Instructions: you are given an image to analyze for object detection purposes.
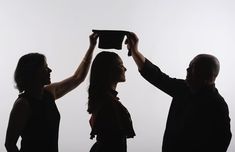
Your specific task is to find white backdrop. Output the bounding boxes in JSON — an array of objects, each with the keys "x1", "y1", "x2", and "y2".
[{"x1": 0, "y1": 0, "x2": 234, "y2": 151}]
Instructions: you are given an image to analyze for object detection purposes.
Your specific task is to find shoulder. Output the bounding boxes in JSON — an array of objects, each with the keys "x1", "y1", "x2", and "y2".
[
  {"x1": 211, "y1": 89, "x2": 227, "y2": 106},
  {"x1": 13, "y1": 97, "x2": 30, "y2": 110},
  {"x1": 10, "y1": 96, "x2": 31, "y2": 117},
  {"x1": 209, "y1": 90, "x2": 229, "y2": 114}
]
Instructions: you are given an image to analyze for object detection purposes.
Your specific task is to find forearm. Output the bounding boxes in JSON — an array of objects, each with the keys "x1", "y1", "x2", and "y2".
[
  {"x1": 126, "y1": 32, "x2": 145, "y2": 70},
  {"x1": 72, "y1": 32, "x2": 97, "y2": 84},
  {"x1": 48, "y1": 45, "x2": 95, "y2": 99},
  {"x1": 5, "y1": 135, "x2": 20, "y2": 152},
  {"x1": 131, "y1": 48, "x2": 146, "y2": 71},
  {"x1": 73, "y1": 45, "x2": 95, "y2": 82},
  {"x1": 45, "y1": 33, "x2": 98, "y2": 99},
  {"x1": 5, "y1": 144, "x2": 19, "y2": 152}
]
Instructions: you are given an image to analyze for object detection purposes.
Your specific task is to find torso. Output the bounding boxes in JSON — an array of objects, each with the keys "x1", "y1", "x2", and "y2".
[
  {"x1": 19, "y1": 90, "x2": 60, "y2": 152},
  {"x1": 89, "y1": 90, "x2": 135, "y2": 152}
]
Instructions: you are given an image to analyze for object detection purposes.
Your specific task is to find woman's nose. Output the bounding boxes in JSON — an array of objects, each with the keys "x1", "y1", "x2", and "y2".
[
  {"x1": 123, "y1": 66, "x2": 127, "y2": 71},
  {"x1": 48, "y1": 67, "x2": 52, "y2": 73}
]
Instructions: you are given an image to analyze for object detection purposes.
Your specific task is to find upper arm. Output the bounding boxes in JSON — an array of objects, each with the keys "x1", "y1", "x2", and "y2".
[
  {"x1": 214, "y1": 100, "x2": 232, "y2": 137},
  {"x1": 140, "y1": 59, "x2": 186, "y2": 97},
  {"x1": 45, "y1": 75, "x2": 81, "y2": 100},
  {"x1": 202, "y1": 99, "x2": 232, "y2": 151},
  {"x1": 5, "y1": 98, "x2": 30, "y2": 148}
]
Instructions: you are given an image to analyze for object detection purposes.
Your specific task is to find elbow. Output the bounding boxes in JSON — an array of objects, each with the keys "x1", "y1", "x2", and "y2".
[
  {"x1": 5, "y1": 141, "x2": 12, "y2": 151},
  {"x1": 78, "y1": 75, "x2": 86, "y2": 83},
  {"x1": 5, "y1": 139, "x2": 17, "y2": 152},
  {"x1": 73, "y1": 74, "x2": 86, "y2": 86}
]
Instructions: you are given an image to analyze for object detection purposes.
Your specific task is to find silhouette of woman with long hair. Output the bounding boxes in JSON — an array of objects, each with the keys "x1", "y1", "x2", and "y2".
[
  {"x1": 5, "y1": 33, "x2": 98, "y2": 152},
  {"x1": 88, "y1": 51, "x2": 135, "y2": 152}
]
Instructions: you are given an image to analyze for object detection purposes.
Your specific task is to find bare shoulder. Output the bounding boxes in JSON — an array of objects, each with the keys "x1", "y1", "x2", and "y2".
[
  {"x1": 7, "y1": 96, "x2": 31, "y2": 132},
  {"x1": 11, "y1": 97, "x2": 31, "y2": 115}
]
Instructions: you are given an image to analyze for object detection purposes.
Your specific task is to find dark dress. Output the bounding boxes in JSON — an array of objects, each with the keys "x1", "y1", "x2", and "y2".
[
  {"x1": 140, "y1": 59, "x2": 232, "y2": 152},
  {"x1": 19, "y1": 90, "x2": 60, "y2": 152},
  {"x1": 89, "y1": 90, "x2": 135, "y2": 152}
]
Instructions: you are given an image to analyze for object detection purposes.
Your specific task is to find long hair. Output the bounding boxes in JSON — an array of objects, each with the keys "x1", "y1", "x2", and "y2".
[
  {"x1": 14, "y1": 53, "x2": 46, "y2": 93},
  {"x1": 87, "y1": 51, "x2": 120, "y2": 113}
]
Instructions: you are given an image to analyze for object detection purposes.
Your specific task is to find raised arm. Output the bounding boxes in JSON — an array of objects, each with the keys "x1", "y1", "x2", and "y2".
[
  {"x1": 126, "y1": 32, "x2": 186, "y2": 97},
  {"x1": 126, "y1": 32, "x2": 145, "y2": 71},
  {"x1": 45, "y1": 33, "x2": 98, "y2": 100}
]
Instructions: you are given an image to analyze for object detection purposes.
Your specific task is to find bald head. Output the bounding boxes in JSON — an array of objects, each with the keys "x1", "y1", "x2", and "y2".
[{"x1": 186, "y1": 54, "x2": 220, "y2": 88}]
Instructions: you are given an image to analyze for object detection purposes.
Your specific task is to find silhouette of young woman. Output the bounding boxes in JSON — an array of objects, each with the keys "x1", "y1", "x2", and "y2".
[{"x1": 87, "y1": 51, "x2": 135, "y2": 152}]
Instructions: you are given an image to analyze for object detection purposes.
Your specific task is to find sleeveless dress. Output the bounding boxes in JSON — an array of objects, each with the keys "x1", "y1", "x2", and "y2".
[
  {"x1": 89, "y1": 90, "x2": 135, "y2": 152},
  {"x1": 19, "y1": 90, "x2": 60, "y2": 152}
]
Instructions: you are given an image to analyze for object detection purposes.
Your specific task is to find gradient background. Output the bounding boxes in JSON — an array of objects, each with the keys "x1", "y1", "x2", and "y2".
[{"x1": 0, "y1": 0, "x2": 234, "y2": 151}]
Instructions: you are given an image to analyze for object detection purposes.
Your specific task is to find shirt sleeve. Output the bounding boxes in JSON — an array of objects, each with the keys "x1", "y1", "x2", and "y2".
[
  {"x1": 139, "y1": 58, "x2": 187, "y2": 97},
  {"x1": 212, "y1": 98, "x2": 232, "y2": 151}
]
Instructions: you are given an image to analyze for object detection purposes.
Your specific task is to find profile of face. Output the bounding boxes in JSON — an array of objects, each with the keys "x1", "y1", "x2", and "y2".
[
  {"x1": 113, "y1": 56, "x2": 127, "y2": 83},
  {"x1": 15, "y1": 53, "x2": 52, "y2": 92},
  {"x1": 186, "y1": 54, "x2": 220, "y2": 89},
  {"x1": 37, "y1": 60, "x2": 52, "y2": 86},
  {"x1": 89, "y1": 51, "x2": 127, "y2": 89}
]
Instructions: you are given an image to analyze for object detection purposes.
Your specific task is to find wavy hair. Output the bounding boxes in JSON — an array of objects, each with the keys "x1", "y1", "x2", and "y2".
[
  {"x1": 87, "y1": 51, "x2": 120, "y2": 113},
  {"x1": 14, "y1": 53, "x2": 46, "y2": 93}
]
